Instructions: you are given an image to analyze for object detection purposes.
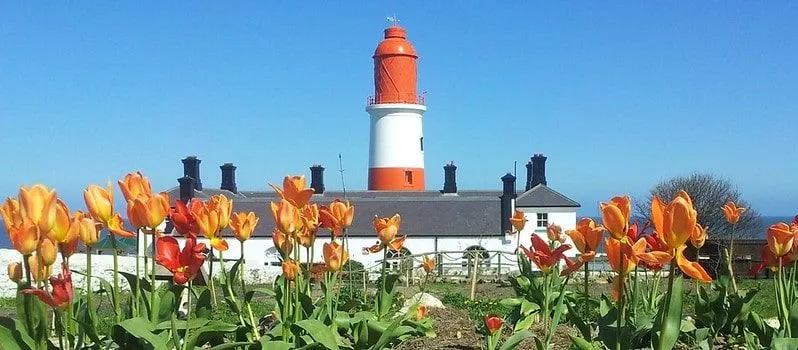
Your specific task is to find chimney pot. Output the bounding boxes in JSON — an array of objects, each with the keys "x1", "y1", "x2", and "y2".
[
  {"x1": 310, "y1": 165, "x2": 325, "y2": 194},
  {"x1": 181, "y1": 156, "x2": 203, "y2": 190},
  {"x1": 531, "y1": 154, "x2": 547, "y2": 187},
  {"x1": 220, "y1": 163, "x2": 237, "y2": 193},
  {"x1": 442, "y1": 162, "x2": 457, "y2": 193},
  {"x1": 500, "y1": 173, "x2": 517, "y2": 235},
  {"x1": 177, "y1": 176, "x2": 195, "y2": 203}
]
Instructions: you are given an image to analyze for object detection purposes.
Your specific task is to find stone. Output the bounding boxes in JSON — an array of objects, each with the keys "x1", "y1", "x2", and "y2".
[{"x1": 397, "y1": 292, "x2": 445, "y2": 315}]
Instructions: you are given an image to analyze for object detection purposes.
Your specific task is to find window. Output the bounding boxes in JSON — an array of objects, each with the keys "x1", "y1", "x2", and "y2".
[
  {"x1": 405, "y1": 171, "x2": 413, "y2": 184},
  {"x1": 536, "y1": 213, "x2": 548, "y2": 227},
  {"x1": 420, "y1": 137, "x2": 424, "y2": 151},
  {"x1": 386, "y1": 248, "x2": 412, "y2": 271}
]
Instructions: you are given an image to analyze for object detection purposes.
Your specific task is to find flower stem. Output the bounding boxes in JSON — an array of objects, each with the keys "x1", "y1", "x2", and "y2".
[
  {"x1": 728, "y1": 224, "x2": 738, "y2": 292},
  {"x1": 87, "y1": 248, "x2": 96, "y2": 324},
  {"x1": 657, "y1": 259, "x2": 677, "y2": 350},
  {"x1": 183, "y1": 281, "x2": 192, "y2": 350},
  {"x1": 135, "y1": 240, "x2": 141, "y2": 317},
  {"x1": 110, "y1": 232, "x2": 121, "y2": 322},
  {"x1": 282, "y1": 277, "x2": 290, "y2": 342},
  {"x1": 616, "y1": 251, "x2": 625, "y2": 350},
  {"x1": 22, "y1": 255, "x2": 35, "y2": 337},
  {"x1": 55, "y1": 309, "x2": 65, "y2": 350},
  {"x1": 150, "y1": 229, "x2": 157, "y2": 323},
  {"x1": 583, "y1": 261, "x2": 590, "y2": 317},
  {"x1": 208, "y1": 249, "x2": 218, "y2": 307},
  {"x1": 380, "y1": 248, "x2": 388, "y2": 319},
  {"x1": 240, "y1": 242, "x2": 260, "y2": 340}
]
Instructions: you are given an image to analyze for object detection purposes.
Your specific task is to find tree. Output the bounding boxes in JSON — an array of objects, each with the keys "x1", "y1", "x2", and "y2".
[{"x1": 633, "y1": 173, "x2": 762, "y2": 276}]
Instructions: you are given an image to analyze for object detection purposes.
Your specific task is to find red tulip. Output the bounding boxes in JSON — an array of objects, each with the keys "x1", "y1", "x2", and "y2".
[
  {"x1": 155, "y1": 235, "x2": 207, "y2": 285},
  {"x1": 170, "y1": 199, "x2": 199, "y2": 237},
  {"x1": 521, "y1": 235, "x2": 570, "y2": 275},
  {"x1": 484, "y1": 314, "x2": 503, "y2": 335},
  {"x1": 22, "y1": 262, "x2": 73, "y2": 309}
]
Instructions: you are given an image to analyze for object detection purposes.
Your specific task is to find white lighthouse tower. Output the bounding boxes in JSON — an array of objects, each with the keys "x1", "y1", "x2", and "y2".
[{"x1": 367, "y1": 24, "x2": 427, "y2": 191}]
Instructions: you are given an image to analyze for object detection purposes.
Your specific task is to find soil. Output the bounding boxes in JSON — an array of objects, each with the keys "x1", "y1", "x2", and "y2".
[{"x1": 394, "y1": 307, "x2": 575, "y2": 350}]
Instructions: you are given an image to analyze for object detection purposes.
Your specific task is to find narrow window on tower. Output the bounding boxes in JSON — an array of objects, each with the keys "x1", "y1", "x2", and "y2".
[
  {"x1": 405, "y1": 171, "x2": 413, "y2": 184},
  {"x1": 420, "y1": 137, "x2": 424, "y2": 151}
]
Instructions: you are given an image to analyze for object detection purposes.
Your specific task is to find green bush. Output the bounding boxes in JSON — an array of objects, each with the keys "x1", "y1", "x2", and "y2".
[{"x1": 440, "y1": 292, "x2": 508, "y2": 321}]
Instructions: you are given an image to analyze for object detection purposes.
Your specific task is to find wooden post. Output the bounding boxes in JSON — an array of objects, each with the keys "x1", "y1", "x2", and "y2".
[{"x1": 469, "y1": 252, "x2": 479, "y2": 300}]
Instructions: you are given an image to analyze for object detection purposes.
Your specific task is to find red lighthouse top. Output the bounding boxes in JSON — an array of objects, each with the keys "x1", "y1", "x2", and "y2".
[{"x1": 369, "y1": 25, "x2": 423, "y2": 105}]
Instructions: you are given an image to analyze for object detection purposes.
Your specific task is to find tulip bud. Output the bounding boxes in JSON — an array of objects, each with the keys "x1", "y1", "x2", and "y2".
[
  {"x1": 18, "y1": 184, "x2": 58, "y2": 235},
  {"x1": 38, "y1": 236, "x2": 58, "y2": 267},
  {"x1": 282, "y1": 259, "x2": 299, "y2": 281},
  {"x1": 7, "y1": 262, "x2": 22, "y2": 283},
  {"x1": 78, "y1": 216, "x2": 100, "y2": 247}
]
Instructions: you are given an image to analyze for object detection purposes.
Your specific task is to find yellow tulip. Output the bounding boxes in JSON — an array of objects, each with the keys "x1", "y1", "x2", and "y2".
[
  {"x1": 83, "y1": 182, "x2": 114, "y2": 225},
  {"x1": 19, "y1": 184, "x2": 58, "y2": 235},
  {"x1": 118, "y1": 171, "x2": 152, "y2": 201},
  {"x1": 600, "y1": 196, "x2": 631, "y2": 240},
  {"x1": 323, "y1": 241, "x2": 349, "y2": 272},
  {"x1": 7, "y1": 262, "x2": 22, "y2": 283},
  {"x1": 373, "y1": 214, "x2": 401, "y2": 246},
  {"x1": 231, "y1": 212, "x2": 259, "y2": 242},
  {"x1": 209, "y1": 194, "x2": 233, "y2": 229},
  {"x1": 51, "y1": 199, "x2": 71, "y2": 242}
]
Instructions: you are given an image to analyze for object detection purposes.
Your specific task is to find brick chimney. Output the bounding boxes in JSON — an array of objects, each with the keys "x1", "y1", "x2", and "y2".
[
  {"x1": 181, "y1": 156, "x2": 202, "y2": 190},
  {"x1": 530, "y1": 154, "x2": 547, "y2": 187},
  {"x1": 220, "y1": 163, "x2": 237, "y2": 193},
  {"x1": 442, "y1": 162, "x2": 457, "y2": 194},
  {"x1": 500, "y1": 173, "x2": 517, "y2": 234},
  {"x1": 310, "y1": 165, "x2": 325, "y2": 194}
]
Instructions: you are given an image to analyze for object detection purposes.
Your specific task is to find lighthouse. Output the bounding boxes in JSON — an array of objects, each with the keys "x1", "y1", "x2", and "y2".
[{"x1": 366, "y1": 24, "x2": 427, "y2": 191}]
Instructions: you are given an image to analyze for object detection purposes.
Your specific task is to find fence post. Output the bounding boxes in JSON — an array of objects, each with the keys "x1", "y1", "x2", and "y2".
[{"x1": 496, "y1": 253, "x2": 502, "y2": 281}]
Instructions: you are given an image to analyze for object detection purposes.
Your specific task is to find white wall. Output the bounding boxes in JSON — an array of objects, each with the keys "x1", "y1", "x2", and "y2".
[{"x1": 514, "y1": 207, "x2": 579, "y2": 257}]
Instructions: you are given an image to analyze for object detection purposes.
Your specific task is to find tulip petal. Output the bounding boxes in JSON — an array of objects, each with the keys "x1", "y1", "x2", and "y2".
[
  {"x1": 155, "y1": 236, "x2": 181, "y2": 271},
  {"x1": 676, "y1": 247, "x2": 711, "y2": 283}
]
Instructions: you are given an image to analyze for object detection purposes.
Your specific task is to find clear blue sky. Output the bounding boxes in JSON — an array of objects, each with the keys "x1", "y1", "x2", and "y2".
[{"x1": 1, "y1": 2, "x2": 796, "y2": 217}]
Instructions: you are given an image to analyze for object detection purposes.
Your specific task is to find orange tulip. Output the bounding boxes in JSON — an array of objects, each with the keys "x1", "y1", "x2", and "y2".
[
  {"x1": 9, "y1": 220, "x2": 40, "y2": 255},
  {"x1": 414, "y1": 305, "x2": 429, "y2": 320},
  {"x1": 606, "y1": 237, "x2": 670, "y2": 275},
  {"x1": 191, "y1": 200, "x2": 228, "y2": 251},
  {"x1": 388, "y1": 235, "x2": 407, "y2": 252},
  {"x1": 767, "y1": 222, "x2": 795, "y2": 257},
  {"x1": 8, "y1": 262, "x2": 22, "y2": 283},
  {"x1": 271, "y1": 200, "x2": 299, "y2": 234},
  {"x1": 231, "y1": 212, "x2": 259, "y2": 242},
  {"x1": 118, "y1": 171, "x2": 152, "y2": 201},
  {"x1": 566, "y1": 218, "x2": 605, "y2": 263},
  {"x1": 319, "y1": 200, "x2": 355, "y2": 236},
  {"x1": 422, "y1": 255, "x2": 436, "y2": 274},
  {"x1": 127, "y1": 193, "x2": 170, "y2": 229},
  {"x1": 509, "y1": 209, "x2": 527, "y2": 233},
  {"x1": 208, "y1": 194, "x2": 233, "y2": 229},
  {"x1": 29, "y1": 254, "x2": 51, "y2": 282},
  {"x1": 373, "y1": 214, "x2": 401, "y2": 246},
  {"x1": 77, "y1": 214, "x2": 100, "y2": 247},
  {"x1": 691, "y1": 224, "x2": 707, "y2": 249},
  {"x1": 651, "y1": 191, "x2": 697, "y2": 250},
  {"x1": 721, "y1": 201, "x2": 745, "y2": 225},
  {"x1": 38, "y1": 236, "x2": 58, "y2": 267},
  {"x1": 270, "y1": 175, "x2": 315, "y2": 208},
  {"x1": 323, "y1": 241, "x2": 349, "y2": 272},
  {"x1": 19, "y1": 184, "x2": 58, "y2": 234},
  {"x1": 60, "y1": 220, "x2": 80, "y2": 258},
  {"x1": 600, "y1": 196, "x2": 631, "y2": 240},
  {"x1": 282, "y1": 259, "x2": 299, "y2": 281},
  {"x1": 297, "y1": 204, "x2": 320, "y2": 248},
  {"x1": 51, "y1": 199, "x2": 71, "y2": 242},
  {"x1": 547, "y1": 223, "x2": 564, "y2": 243},
  {"x1": 0, "y1": 197, "x2": 23, "y2": 233},
  {"x1": 272, "y1": 229, "x2": 294, "y2": 257},
  {"x1": 106, "y1": 213, "x2": 136, "y2": 238},
  {"x1": 675, "y1": 245, "x2": 712, "y2": 283},
  {"x1": 83, "y1": 182, "x2": 114, "y2": 225}
]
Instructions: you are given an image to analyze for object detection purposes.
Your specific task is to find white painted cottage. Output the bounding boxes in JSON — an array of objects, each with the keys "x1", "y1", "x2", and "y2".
[{"x1": 141, "y1": 154, "x2": 580, "y2": 282}]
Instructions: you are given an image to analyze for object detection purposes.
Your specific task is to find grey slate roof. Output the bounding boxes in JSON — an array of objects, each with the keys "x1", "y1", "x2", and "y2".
[
  {"x1": 163, "y1": 187, "x2": 503, "y2": 238},
  {"x1": 514, "y1": 184, "x2": 581, "y2": 208}
]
